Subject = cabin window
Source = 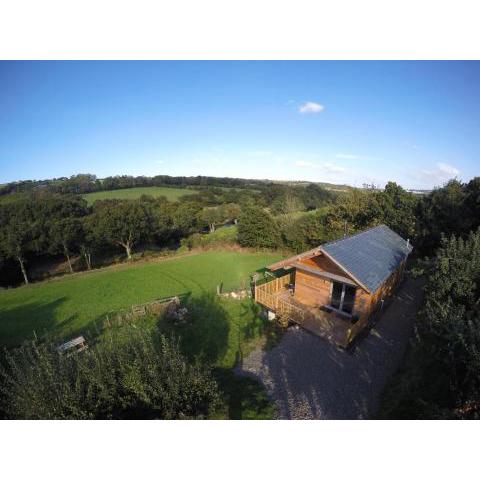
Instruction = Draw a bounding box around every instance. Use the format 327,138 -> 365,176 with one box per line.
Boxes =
330,281 -> 356,315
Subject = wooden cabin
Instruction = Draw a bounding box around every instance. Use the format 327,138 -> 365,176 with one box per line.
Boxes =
254,225 -> 412,347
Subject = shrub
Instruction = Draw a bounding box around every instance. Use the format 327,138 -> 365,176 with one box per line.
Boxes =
238,207 -> 280,249
379,229 -> 480,419
0,326 -> 220,419
181,226 -> 238,250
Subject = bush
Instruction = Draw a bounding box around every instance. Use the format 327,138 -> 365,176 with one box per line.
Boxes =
0,326 -> 220,419
238,207 -> 280,249
379,229 -> 480,419
181,226 -> 238,250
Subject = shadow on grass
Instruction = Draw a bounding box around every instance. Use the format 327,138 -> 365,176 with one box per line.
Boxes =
213,368 -> 277,420
0,297 -> 79,348
234,300 -> 285,370
161,293 -> 231,365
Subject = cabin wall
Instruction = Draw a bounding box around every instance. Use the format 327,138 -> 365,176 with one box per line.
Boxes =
368,259 -> 406,314
294,253 -> 365,309
353,288 -> 371,320
294,269 -> 331,307
299,255 -> 346,277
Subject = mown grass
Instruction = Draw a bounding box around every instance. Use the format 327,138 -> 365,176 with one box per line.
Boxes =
83,186 -> 199,204
0,251 -> 281,348
0,250 -> 282,419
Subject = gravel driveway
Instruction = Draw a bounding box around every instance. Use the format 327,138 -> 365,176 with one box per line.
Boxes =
237,276 -> 424,419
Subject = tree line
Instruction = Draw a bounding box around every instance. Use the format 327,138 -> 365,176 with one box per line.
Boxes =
0,193 -> 247,286
2,175 -> 479,288
0,180 -> 336,287
238,179 -> 480,256
0,173 -> 273,196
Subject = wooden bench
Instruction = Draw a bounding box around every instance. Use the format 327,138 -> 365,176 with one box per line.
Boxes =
58,336 -> 88,355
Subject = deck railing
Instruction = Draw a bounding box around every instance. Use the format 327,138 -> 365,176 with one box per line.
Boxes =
254,273 -> 292,309
254,272 -> 352,347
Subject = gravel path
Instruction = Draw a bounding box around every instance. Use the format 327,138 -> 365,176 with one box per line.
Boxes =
237,276 -> 424,419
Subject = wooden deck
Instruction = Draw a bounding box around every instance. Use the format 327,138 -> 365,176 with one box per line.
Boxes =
254,274 -> 352,347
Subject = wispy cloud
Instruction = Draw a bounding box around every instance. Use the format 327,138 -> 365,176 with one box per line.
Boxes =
437,162 -> 459,176
155,160 -> 164,164
249,150 -> 274,157
294,160 -> 346,173
411,162 -> 460,186
299,102 -> 324,114
294,160 -> 315,167
335,153 -> 359,160
323,163 -> 346,173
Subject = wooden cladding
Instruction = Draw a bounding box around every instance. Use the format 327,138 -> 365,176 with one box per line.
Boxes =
294,270 -> 331,308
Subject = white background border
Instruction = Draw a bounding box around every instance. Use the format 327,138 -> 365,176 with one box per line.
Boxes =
1,1 -> 479,478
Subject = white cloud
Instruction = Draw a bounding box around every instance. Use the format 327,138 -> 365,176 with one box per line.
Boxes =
323,162 -> 346,173
294,160 -> 346,173
335,153 -> 359,160
249,150 -> 273,157
299,102 -> 324,114
155,160 -> 164,164
294,160 -> 315,167
410,162 -> 460,187
437,162 -> 459,176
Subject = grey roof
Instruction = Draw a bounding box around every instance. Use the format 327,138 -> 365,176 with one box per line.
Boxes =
322,225 -> 412,293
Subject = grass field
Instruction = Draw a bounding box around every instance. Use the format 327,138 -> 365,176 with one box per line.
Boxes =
0,250 -> 283,419
0,251 -> 281,348
83,186 -> 199,204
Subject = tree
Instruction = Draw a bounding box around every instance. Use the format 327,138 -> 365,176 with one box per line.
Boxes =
0,202 -> 35,284
89,200 -> 156,259
171,201 -> 202,238
301,183 -> 334,210
271,192 -> 305,215
197,207 -> 223,233
416,179 -> 469,253
222,203 -> 241,224
380,229 -> 480,419
375,182 -> 417,239
465,177 -> 480,231
48,218 -> 82,273
238,206 -> 280,249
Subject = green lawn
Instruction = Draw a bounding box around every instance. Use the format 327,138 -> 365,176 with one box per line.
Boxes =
83,186 -> 199,204
0,251 -> 281,348
0,250 -> 282,419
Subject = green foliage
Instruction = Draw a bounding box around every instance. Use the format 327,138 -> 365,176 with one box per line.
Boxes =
196,206 -> 224,232
0,200 -> 35,264
327,182 -> 418,240
270,192 -> 305,215
89,200 -> 157,258
0,327 -> 220,419
380,229 -> 480,419
171,201 -> 202,237
222,203 -> 241,223
416,179 -> 479,253
48,218 -> 83,271
238,206 -> 280,249
182,226 -> 238,250
376,182 -> 417,239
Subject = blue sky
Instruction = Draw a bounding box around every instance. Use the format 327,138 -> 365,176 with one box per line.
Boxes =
0,61 -> 479,189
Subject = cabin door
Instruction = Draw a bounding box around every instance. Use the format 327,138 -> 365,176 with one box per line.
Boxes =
330,282 -> 356,314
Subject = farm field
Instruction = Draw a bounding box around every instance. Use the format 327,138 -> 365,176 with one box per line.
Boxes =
83,186 -> 199,204
0,251 -> 282,349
